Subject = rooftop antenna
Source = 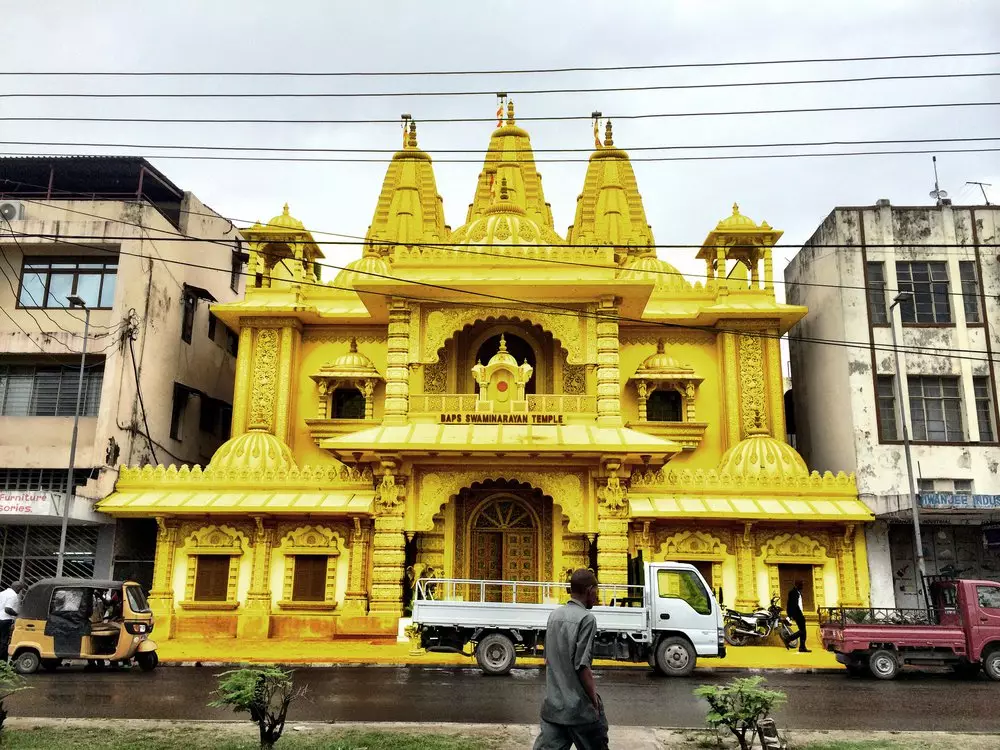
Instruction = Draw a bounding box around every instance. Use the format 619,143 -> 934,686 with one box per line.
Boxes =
966,181 -> 993,206
929,156 -> 948,206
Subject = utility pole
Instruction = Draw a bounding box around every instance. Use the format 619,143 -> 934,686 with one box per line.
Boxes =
889,291 -> 927,606
55,295 -> 90,578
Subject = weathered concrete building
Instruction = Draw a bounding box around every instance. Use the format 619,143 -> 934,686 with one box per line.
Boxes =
786,200 -> 1000,607
0,157 -> 242,588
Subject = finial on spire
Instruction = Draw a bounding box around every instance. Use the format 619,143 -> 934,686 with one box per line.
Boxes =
499,333 -> 508,352
656,339 -> 665,354
506,99 -> 515,124
732,202 -> 740,215
349,337 -> 358,353
407,120 -> 418,148
604,119 -> 614,147
283,203 -> 290,215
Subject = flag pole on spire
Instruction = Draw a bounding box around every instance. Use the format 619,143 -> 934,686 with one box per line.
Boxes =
496,92 -> 507,128
401,113 -> 411,149
592,111 -> 603,149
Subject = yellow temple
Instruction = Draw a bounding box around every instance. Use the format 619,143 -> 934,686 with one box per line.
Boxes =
97,105 -> 872,641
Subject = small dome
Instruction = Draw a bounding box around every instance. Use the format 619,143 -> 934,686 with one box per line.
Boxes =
486,334 -> 518,368
208,430 -> 297,473
638,341 -> 693,374
455,209 -> 546,247
718,433 -> 808,480
333,254 -> 390,288
619,252 -> 691,291
266,203 -> 306,231
329,339 -> 376,372
715,202 -> 758,231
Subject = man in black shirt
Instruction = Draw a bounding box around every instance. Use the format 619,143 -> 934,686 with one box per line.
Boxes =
783,579 -> 811,653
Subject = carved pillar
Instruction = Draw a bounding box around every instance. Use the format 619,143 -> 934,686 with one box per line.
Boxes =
316,381 -> 330,419
384,301 -> 411,425
361,379 -> 375,420
684,383 -> 697,422
274,324 -> 301,443
369,465 -> 407,617
833,525 -> 863,608
636,381 -> 648,423
763,246 -> 774,293
596,296 -> 622,428
239,516 -> 276,639
721,332 -> 740,446
149,517 -> 180,639
240,319 -> 302,439
343,516 -> 371,614
596,465 -> 629,588
737,331 -> 766,439
765,332 -> 786,442
716,247 -> 728,295
734,523 -> 759,611
230,326 -> 255,436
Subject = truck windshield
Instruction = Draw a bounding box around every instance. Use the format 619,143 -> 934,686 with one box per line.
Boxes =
657,569 -> 711,615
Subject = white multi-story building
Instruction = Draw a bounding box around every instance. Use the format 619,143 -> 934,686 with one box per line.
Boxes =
786,199 -> 1000,608
0,156 -> 243,588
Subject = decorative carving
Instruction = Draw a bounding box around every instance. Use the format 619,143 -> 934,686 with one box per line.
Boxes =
181,524 -> 247,605
248,328 -> 280,431
659,529 -> 727,560
629,465 -> 858,493
562,363 -> 586,395
738,333 -> 766,437
278,525 -> 341,606
597,475 -> 628,514
376,469 -> 402,513
423,353 -> 448,393
620,331 -> 715,347
116,462 -> 373,487
303,330 -> 386,344
760,532 -> 830,562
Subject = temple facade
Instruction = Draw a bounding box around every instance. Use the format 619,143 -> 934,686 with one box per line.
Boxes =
98,105 -> 872,641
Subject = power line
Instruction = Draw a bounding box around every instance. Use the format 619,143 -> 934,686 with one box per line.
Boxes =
4,146 -> 998,165
3,50 -> 997,77
3,205 -> 998,366
1,100 -> 996,126
5,71 -> 998,100
3,135 -> 994,155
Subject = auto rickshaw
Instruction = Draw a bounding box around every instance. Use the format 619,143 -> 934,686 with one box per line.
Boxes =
8,578 -> 157,674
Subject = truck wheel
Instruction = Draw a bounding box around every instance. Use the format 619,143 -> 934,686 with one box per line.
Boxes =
654,636 -> 696,677
12,650 -> 40,675
868,649 -> 899,680
983,649 -> 1000,682
476,633 -> 516,676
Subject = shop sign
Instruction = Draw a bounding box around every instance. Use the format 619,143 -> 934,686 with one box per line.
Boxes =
919,493 -> 1000,510
439,412 -> 565,425
0,490 -> 58,516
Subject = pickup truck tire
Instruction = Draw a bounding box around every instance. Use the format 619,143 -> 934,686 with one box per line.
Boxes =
983,649 -> 1000,682
476,633 -> 516,676
654,636 -> 696,677
868,649 -> 900,680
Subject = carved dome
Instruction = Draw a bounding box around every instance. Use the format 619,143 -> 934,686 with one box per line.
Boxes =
450,177 -> 564,248
266,203 -> 306,231
314,338 -> 382,381
637,341 -> 694,375
333,254 -> 391,288
619,252 -> 691,291
718,433 -> 809,480
330,339 -> 374,371
207,430 -> 297,473
715,202 -> 769,231
485,334 -> 518,368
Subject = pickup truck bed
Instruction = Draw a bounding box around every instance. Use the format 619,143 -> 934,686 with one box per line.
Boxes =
413,599 -> 648,635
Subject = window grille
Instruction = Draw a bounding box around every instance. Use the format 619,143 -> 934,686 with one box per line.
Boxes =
908,376 -> 964,442
0,363 -> 103,416
866,261 -> 889,325
896,261 -> 952,324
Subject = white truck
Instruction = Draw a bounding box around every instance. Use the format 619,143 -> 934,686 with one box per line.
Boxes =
411,561 -> 725,676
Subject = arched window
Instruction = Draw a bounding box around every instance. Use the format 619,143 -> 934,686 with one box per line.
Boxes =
647,390 -> 682,422
333,388 -> 365,420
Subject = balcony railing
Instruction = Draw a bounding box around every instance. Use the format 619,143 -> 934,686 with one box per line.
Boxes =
409,394 -> 597,415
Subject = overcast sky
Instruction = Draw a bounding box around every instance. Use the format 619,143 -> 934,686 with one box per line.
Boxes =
4,0 -> 999,297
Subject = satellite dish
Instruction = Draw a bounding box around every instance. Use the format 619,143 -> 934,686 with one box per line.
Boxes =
930,189 -> 948,201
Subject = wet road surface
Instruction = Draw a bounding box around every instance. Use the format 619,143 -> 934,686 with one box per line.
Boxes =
9,665 -> 998,731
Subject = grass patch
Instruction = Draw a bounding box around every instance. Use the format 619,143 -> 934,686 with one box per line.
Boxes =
0,727 -> 498,750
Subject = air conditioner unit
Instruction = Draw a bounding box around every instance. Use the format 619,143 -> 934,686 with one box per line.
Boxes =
0,201 -> 25,222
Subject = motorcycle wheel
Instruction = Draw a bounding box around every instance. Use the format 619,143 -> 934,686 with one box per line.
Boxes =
724,621 -> 750,647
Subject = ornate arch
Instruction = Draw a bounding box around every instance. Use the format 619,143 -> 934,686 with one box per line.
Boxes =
277,525 -> 343,608
759,532 -> 831,612
180,525 -> 248,606
416,470 -> 587,533
419,307 -> 589,366
655,530 -> 727,596
465,324 -> 546,394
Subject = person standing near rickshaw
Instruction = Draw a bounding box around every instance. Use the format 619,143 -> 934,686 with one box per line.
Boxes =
0,581 -> 25,661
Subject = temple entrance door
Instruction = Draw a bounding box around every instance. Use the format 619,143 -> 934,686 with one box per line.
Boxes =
470,496 -> 539,601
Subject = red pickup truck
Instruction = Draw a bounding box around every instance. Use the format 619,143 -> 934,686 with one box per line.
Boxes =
821,578 -> 1000,681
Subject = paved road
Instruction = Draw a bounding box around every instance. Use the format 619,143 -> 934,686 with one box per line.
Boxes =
9,665 -> 997,731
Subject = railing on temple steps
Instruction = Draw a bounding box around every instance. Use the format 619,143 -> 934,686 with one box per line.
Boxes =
409,394 -> 597,415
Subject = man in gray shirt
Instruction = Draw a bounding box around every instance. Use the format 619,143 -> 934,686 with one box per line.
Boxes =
533,568 -> 609,750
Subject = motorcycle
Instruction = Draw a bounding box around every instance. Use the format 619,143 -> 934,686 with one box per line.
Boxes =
723,595 -> 794,647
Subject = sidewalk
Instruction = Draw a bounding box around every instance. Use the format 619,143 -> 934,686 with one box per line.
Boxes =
159,632 -> 840,672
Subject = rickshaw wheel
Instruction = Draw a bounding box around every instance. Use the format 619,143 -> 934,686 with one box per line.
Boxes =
136,651 -> 158,672
40,659 -> 60,672
12,650 -> 40,675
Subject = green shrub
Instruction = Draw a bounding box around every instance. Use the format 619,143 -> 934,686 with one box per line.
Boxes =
694,676 -> 785,750
209,667 -> 307,749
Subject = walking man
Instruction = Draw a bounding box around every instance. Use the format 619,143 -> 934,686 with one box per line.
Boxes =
0,581 -> 25,661
533,568 -> 609,750
784,579 -> 811,653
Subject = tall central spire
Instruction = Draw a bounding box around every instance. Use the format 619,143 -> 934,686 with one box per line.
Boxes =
464,100 -> 558,234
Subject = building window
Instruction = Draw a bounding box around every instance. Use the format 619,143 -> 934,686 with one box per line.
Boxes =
170,383 -> 194,440
181,289 -> 197,344
230,248 -> 244,293
207,313 -> 217,342
877,375 -> 898,441
199,396 -> 232,440
193,556 -> 231,602
17,257 -> 118,310
225,329 -> 239,357
291,555 -> 329,602
0,363 -> 103,417
647,390 -> 682,422
959,261 -> 982,324
974,376 -> 995,442
918,478 -> 973,496
0,469 -> 86,492
908,376 -> 964,442
896,261 -> 952,324
866,261 -> 889,325
333,388 -> 365,420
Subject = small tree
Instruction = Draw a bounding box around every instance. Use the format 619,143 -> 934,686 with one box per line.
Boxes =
694,676 -> 785,750
210,667 -> 307,749
0,662 -> 29,733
